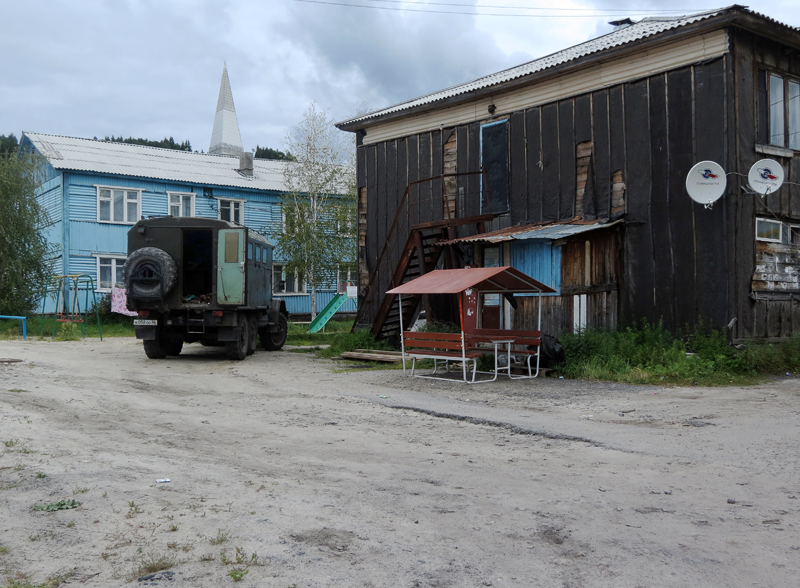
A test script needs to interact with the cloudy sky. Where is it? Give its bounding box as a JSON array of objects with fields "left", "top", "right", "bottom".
[{"left": 2, "top": 0, "right": 799, "bottom": 153}]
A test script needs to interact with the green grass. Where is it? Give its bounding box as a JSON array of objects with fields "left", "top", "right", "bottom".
[
  {"left": 0, "top": 313, "right": 135, "bottom": 340},
  {"left": 558, "top": 321, "right": 800, "bottom": 386},
  {"left": 285, "top": 319, "right": 353, "bottom": 346}
]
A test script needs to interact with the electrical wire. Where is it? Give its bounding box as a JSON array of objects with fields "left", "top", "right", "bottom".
[
  {"left": 359, "top": 0, "right": 704, "bottom": 15},
  {"left": 293, "top": 0, "right": 703, "bottom": 18}
]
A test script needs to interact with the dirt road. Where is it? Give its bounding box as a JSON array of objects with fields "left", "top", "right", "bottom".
[{"left": 1, "top": 338, "right": 798, "bottom": 587}]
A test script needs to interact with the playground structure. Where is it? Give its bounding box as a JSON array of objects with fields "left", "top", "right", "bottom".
[
  {"left": 39, "top": 275, "right": 103, "bottom": 340},
  {"left": 307, "top": 282, "right": 358, "bottom": 333}
]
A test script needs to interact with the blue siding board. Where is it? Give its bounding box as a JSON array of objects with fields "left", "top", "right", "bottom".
[
  {"left": 510, "top": 241, "right": 561, "bottom": 295},
  {"left": 70, "top": 221, "right": 129, "bottom": 256},
  {"left": 274, "top": 292, "right": 357, "bottom": 315}
]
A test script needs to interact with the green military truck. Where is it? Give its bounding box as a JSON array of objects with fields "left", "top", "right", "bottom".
[{"left": 123, "top": 217, "right": 288, "bottom": 360}]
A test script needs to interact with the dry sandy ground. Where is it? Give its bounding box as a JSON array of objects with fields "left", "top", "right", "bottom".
[{"left": 0, "top": 337, "right": 798, "bottom": 588}]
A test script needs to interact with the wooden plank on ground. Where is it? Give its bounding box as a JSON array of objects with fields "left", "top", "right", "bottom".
[{"left": 340, "top": 350, "right": 403, "bottom": 362}]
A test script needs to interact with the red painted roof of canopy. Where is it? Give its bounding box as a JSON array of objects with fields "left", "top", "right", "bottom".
[{"left": 386, "top": 267, "right": 556, "bottom": 295}]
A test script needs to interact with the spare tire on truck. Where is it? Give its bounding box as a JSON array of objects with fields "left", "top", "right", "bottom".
[{"left": 124, "top": 247, "right": 177, "bottom": 299}]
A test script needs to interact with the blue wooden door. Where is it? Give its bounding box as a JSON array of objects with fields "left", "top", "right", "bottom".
[{"left": 217, "top": 229, "right": 245, "bottom": 305}]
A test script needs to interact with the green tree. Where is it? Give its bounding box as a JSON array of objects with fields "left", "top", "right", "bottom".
[
  {"left": 0, "top": 153, "right": 51, "bottom": 315},
  {"left": 255, "top": 145, "right": 296, "bottom": 161},
  {"left": 276, "top": 103, "right": 356, "bottom": 318},
  {"left": 0, "top": 134, "right": 19, "bottom": 156},
  {"left": 100, "top": 135, "right": 192, "bottom": 151}
]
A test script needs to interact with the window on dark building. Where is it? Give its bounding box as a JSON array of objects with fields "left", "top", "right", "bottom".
[
  {"left": 480, "top": 121, "right": 509, "bottom": 214},
  {"left": 758, "top": 69, "right": 800, "bottom": 150}
]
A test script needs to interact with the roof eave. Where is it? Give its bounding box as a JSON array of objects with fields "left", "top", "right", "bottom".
[{"left": 338, "top": 7, "right": 798, "bottom": 133}]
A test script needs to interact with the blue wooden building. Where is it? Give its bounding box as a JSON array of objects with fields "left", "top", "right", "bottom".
[{"left": 20, "top": 131, "right": 356, "bottom": 316}]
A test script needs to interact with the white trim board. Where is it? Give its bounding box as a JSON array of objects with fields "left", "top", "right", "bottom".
[{"left": 361, "top": 30, "right": 728, "bottom": 145}]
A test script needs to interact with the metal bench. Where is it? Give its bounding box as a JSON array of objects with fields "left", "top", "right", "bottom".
[{"left": 401, "top": 331, "right": 483, "bottom": 383}]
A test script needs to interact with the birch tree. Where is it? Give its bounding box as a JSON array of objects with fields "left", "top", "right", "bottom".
[{"left": 277, "top": 103, "right": 355, "bottom": 319}]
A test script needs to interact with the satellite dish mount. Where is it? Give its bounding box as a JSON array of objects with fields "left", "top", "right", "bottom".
[{"left": 686, "top": 161, "right": 727, "bottom": 210}]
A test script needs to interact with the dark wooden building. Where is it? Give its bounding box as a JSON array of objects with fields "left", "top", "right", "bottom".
[{"left": 337, "top": 6, "right": 800, "bottom": 342}]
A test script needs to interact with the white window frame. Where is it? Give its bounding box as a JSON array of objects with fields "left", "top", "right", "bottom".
[
  {"left": 272, "top": 263, "right": 307, "bottom": 295},
  {"left": 217, "top": 197, "right": 244, "bottom": 225},
  {"left": 789, "top": 223, "right": 800, "bottom": 245},
  {"left": 336, "top": 264, "right": 354, "bottom": 287},
  {"left": 96, "top": 185, "right": 142, "bottom": 224},
  {"left": 755, "top": 218, "right": 783, "bottom": 243},
  {"left": 168, "top": 192, "right": 195, "bottom": 217},
  {"left": 93, "top": 254, "right": 127, "bottom": 292}
]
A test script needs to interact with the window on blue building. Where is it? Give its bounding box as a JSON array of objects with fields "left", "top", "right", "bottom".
[
  {"left": 218, "top": 199, "right": 243, "bottom": 224},
  {"left": 97, "top": 187, "right": 140, "bottom": 224},
  {"left": 169, "top": 192, "right": 194, "bottom": 217},
  {"left": 96, "top": 256, "right": 126, "bottom": 291}
]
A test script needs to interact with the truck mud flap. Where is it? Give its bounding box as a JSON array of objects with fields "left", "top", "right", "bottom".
[
  {"left": 135, "top": 326, "right": 157, "bottom": 341},
  {"left": 217, "top": 326, "right": 238, "bottom": 342}
]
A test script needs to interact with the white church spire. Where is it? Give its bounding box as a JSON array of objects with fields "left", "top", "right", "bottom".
[{"left": 209, "top": 63, "right": 244, "bottom": 156}]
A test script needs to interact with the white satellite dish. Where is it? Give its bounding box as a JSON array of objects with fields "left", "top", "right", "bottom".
[
  {"left": 686, "top": 161, "right": 727, "bottom": 206},
  {"left": 748, "top": 159, "right": 784, "bottom": 195}
]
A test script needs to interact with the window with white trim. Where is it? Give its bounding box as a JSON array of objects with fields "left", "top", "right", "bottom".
[
  {"left": 168, "top": 192, "right": 194, "bottom": 217},
  {"left": 272, "top": 264, "right": 306, "bottom": 294},
  {"left": 755, "top": 218, "right": 783, "bottom": 242},
  {"left": 97, "top": 187, "right": 141, "bottom": 224},
  {"left": 218, "top": 199, "right": 243, "bottom": 224},
  {"left": 96, "top": 256, "right": 126, "bottom": 291},
  {"left": 758, "top": 69, "right": 800, "bottom": 150},
  {"left": 790, "top": 224, "right": 800, "bottom": 245}
]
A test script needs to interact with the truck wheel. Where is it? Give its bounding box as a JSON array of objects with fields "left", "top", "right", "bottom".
[
  {"left": 124, "top": 247, "right": 178, "bottom": 299},
  {"left": 165, "top": 340, "right": 183, "bottom": 356},
  {"left": 226, "top": 315, "right": 249, "bottom": 360},
  {"left": 247, "top": 319, "right": 257, "bottom": 355},
  {"left": 143, "top": 338, "right": 167, "bottom": 359},
  {"left": 260, "top": 314, "right": 287, "bottom": 351}
]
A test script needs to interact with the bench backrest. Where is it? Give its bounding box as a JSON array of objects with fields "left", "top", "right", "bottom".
[
  {"left": 467, "top": 328, "right": 541, "bottom": 347},
  {"left": 403, "top": 331, "right": 464, "bottom": 352}
]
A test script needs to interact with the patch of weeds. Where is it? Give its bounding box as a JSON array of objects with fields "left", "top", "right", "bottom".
[
  {"left": 126, "top": 501, "right": 142, "bottom": 518},
  {"left": 3, "top": 439, "right": 19, "bottom": 448},
  {"left": 199, "top": 553, "right": 215, "bottom": 562},
  {"left": 317, "top": 329, "right": 392, "bottom": 359},
  {"left": 133, "top": 552, "right": 175, "bottom": 577},
  {"left": 34, "top": 499, "right": 80, "bottom": 511},
  {"left": 208, "top": 529, "right": 229, "bottom": 545},
  {"left": 101, "top": 552, "right": 116, "bottom": 560},
  {"left": 7, "top": 389, "right": 28, "bottom": 393},
  {"left": 65, "top": 521, "right": 75, "bottom": 528},
  {"left": 168, "top": 523, "right": 178, "bottom": 532},
  {"left": 102, "top": 491, "right": 107, "bottom": 498},
  {"left": 228, "top": 569, "right": 248, "bottom": 582},
  {"left": 0, "top": 545, "right": 9, "bottom": 554},
  {"left": 72, "top": 486, "right": 89, "bottom": 495},
  {"left": 1, "top": 480, "right": 23, "bottom": 491},
  {"left": 55, "top": 322, "right": 81, "bottom": 342},
  {"left": 13, "top": 463, "right": 25, "bottom": 471},
  {"left": 29, "top": 534, "right": 41, "bottom": 541},
  {"left": 35, "top": 472, "right": 46, "bottom": 478}
]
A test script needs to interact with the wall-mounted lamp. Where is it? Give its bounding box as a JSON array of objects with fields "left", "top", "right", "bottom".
[{"left": 488, "top": 103, "right": 496, "bottom": 115}]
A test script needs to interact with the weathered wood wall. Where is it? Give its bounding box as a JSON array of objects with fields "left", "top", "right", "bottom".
[
  {"left": 357, "top": 38, "right": 799, "bottom": 339},
  {"left": 733, "top": 30, "right": 800, "bottom": 341}
]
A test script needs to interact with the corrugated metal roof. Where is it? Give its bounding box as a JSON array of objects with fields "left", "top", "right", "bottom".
[
  {"left": 338, "top": 6, "right": 767, "bottom": 128},
  {"left": 23, "top": 132, "right": 292, "bottom": 192},
  {"left": 444, "top": 219, "right": 621, "bottom": 244},
  {"left": 386, "top": 267, "right": 556, "bottom": 295}
]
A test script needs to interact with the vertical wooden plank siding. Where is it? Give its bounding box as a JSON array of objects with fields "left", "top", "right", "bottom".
[
  {"left": 592, "top": 90, "right": 611, "bottom": 219},
  {"left": 417, "top": 132, "right": 431, "bottom": 224},
  {"left": 693, "top": 58, "right": 730, "bottom": 329},
  {"left": 395, "top": 138, "right": 408, "bottom": 267},
  {"left": 509, "top": 111, "right": 527, "bottom": 223},
  {"left": 456, "top": 125, "right": 470, "bottom": 224},
  {"left": 386, "top": 140, "right": 399, "bottom": 271},
  {"left": 541, "top": 103, "right": 560, "bottom": 221},
  {"left": 525, "top": 107, "right": 543, "bottom": 223},
  {"left": 648, "top": 73, "right": 676, "bottom": 328},
  {"left": 733, "top": 31, "right": 757, "bottom": 339},
  {"left": 667, "top": 67, "right": 698, "bottom": 331},
  {"left": 622, "top": 80, "right": 655, "bottom": 324},
  {"left": 467, "top": 122, "right": 481, "bottom": 218},
  {"left": 558, "top": 100, "right": 576, "bottom": 220},
  {"left": 431, "top": 129, "right": 443, "bottom": 224}
]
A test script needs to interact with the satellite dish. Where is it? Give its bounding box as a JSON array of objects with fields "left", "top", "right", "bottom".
[
  {"left": 748, "top": 159, "right": 784, "bottom": 195},
  {"left": 686, "top": 161, "right": 727, "bottom": 206}
]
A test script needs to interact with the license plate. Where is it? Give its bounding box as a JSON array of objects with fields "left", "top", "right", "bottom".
[{"left": 133, "top": 319, "right": 157, "bottom": 326}]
